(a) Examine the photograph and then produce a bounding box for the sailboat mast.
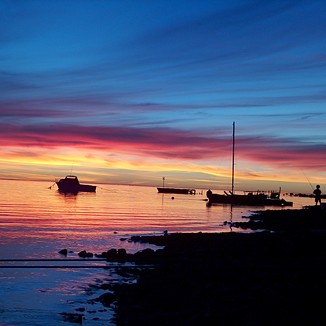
[231,122,235,195]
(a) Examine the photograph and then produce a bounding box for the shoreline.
[111,206,326,325]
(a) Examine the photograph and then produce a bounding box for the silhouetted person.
[313,185,322,205]
[206,189,212,199]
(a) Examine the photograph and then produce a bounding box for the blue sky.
[1,0,326,193]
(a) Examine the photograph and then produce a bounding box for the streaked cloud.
[1,123,325,171]
[0,0,325,191]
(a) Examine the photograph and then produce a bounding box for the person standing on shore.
[313,185,322,206]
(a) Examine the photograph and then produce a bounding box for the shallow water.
[0,180,311,325]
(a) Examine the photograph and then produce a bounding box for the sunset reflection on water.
[0,179,312,325]
[0,179,307,258]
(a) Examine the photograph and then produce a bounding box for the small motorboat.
[56,175,96,194]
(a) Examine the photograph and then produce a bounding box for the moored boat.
[207,122,293,207]
[206,189,293,206]
[56,175,96,193]
[157,187,196,195]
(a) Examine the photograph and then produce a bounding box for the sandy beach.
[111,206,326,325]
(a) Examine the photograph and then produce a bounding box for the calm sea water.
[0,180,311,325]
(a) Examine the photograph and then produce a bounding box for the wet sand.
[112,206,326,325]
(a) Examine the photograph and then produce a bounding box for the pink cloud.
[0,123,325,172]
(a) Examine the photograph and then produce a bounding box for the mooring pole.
[231,122,235,195]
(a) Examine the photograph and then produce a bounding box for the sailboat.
[206,122,293,207]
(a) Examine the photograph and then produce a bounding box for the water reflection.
[159,193,177,207]
[229,205,233,231]
[56,189,97,197]
[0,180,306,256]
[55,191,78,203]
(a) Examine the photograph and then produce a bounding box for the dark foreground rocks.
[113,207,326,325]
[232,205,326,231]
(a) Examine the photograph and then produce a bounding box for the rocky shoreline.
[60,206,326,324]
[110,206,326,325]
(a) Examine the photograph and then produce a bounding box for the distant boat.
[56,175,96,194]
[157,187,196,195]
[207,122,293,207]
[157,176,196,195]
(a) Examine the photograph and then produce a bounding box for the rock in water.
[58,249,68,256]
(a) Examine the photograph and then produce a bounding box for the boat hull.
[206,123,293,207]
[207,193,293,206]
[56,183,96,193]
[56,175,96,194]
[157,187,196,195]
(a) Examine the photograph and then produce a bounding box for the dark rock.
[235,207,326,231]
[118,248,127,255]
[117,248,127,261]
[133,248,157,263]
[100,283,113,290]
[103,248,132,262]
[58,249,68,256]
[59,312,83,324]
[97,251,107,258]
[95,292,116,307]
[78,250,87,257]
[106,248,118,260]
[114,229,326,326]
[78,250,93,258]
[115,267,142,278]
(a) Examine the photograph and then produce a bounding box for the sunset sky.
[1,0,325,193]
